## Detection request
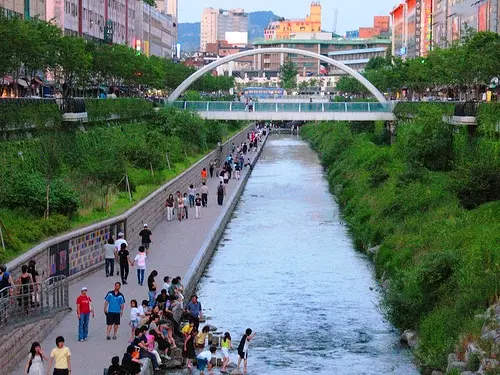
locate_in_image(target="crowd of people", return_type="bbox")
[6,125,268,375]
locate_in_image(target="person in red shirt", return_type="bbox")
[76,287,95,341]
[201,168,208,183]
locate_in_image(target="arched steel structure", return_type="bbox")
[167,47,387,103]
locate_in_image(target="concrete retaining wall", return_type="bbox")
[0,309,70,373]
[6,124,254,283]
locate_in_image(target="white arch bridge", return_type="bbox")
[167,47,396,121]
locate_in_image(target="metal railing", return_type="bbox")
[172,101,394,113]
[454,102,480,117]
[0,275,69,332]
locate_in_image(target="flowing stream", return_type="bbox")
[195,134,419,374]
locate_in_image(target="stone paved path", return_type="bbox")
[10,146,262,375]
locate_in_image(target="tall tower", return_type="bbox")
[310,2,322,32]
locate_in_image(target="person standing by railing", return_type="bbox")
[17,265,34,314]
[76,287,94,342]
[0,264,13,297]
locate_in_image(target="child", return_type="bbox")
[195,193,202,219]
[132,246,147,286]
[182,327,197,369]
[196,345,217,375]
[181,319,194,338]
[221,332,233,372]
[196,325,210,351]
[237,328,256,374]
[129,299,140,343]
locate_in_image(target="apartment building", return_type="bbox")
[264,2,321,40]
[391,0,500,58]
[252,38,391,77]
[0,0,45,19]
[200,7,248,51]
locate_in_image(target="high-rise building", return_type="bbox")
[390,0,433,59]
[264,2,321,40]
[392,0,500,59]
[200,7,248,52]
[0,0,46,20]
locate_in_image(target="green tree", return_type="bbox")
[55,36,92,97]
[279,58,298,90]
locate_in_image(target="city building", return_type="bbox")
[41,0,176,57]
[328,47,388,74]
[391,0,500,59]
[432,0,500,48]
[264,2,321,40]
[200,8,248,51]
[358,16,390,38]
[252,38,391,77]
[0,0,46,19]
[390,0,433,59]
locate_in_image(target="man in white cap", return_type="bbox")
[76,287,94,341]
[139,224,152,255]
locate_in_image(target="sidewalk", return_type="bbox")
[10,146,262,375]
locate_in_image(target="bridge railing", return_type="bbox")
[0,275,69,333]
[172,101,394,113]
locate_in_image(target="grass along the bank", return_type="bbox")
[0,107,246,262]
[300,116,500,372]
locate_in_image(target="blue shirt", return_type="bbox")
[105,291,125,313]
[186,301,201,318]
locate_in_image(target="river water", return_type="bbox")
[195,134,419,375]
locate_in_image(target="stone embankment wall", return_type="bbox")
[6,124,254,283]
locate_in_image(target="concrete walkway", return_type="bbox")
[10,146,262,375]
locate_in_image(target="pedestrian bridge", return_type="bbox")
[170,101,396,121]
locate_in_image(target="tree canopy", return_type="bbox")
[0,15,234,96]
[280,58,298,90]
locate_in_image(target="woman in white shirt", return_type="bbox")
[133,246,147,286]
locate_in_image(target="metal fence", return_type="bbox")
[173,101,395,113]
[454,102,480,117]
[0,275,69,332]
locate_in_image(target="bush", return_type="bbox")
[396,108,454,171]
[85,98,154,122]
[0,172,79,216]
[0,98,62,130]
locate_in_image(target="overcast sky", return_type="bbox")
[179,0,400,34]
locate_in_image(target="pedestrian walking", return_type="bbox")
[217,182,225,206]
[23,342,47,375]
[115,232,127,277]
[176,191,184,221]
[183,193,189,219]
[201,182,209,207]
[147,270,158,308]
[104,238,117,278]
[237,328,257,374]
[165,194,174,221]
[223,170,229,185]
[201,168,208,183]
[117,243,131,285]
[235,161,241,180]
[104,282,125,340]
[133,246,147,286]
[46,336,71,375]
[185,294,202,329]
[195,193,202,219]
[138,224,152,254]
[76,287,94,342]
[209,162,214,178]
[188,185,196,207]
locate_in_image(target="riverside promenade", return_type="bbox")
[9,135,265,375]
